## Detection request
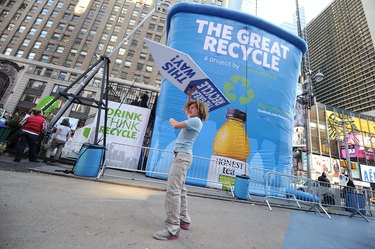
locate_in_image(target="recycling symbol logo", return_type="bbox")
[224,74,255,105]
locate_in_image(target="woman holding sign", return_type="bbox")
[153,88,208,241]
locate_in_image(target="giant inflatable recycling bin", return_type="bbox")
[146,2,307,195]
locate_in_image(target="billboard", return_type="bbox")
[146,3,306,190]
[62,102,150,170]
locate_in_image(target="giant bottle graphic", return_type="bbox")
[207,108,250,190]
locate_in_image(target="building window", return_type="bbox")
[92,20,100,29]
[129,19,136,26]
[41,55,49,62]
[57,2,64,8]
[35,18,42,25]
[157,25,163,32]
[64,60,72,67]
[28,28,36,35]
[45,20,53,28]
[132,10,139,17]
[45,69,53,77]
[143,77,150,84]
[154,35,161,42]
[33,41,42,49]
[22,39,30,47]
[114,25,121,33]
[57,72,67,80]
[88,10,96,17]
[52,33,61,40]
[21,94,40,104]
[27,79,46,89]
[137,63,143,70]
[110,35,117,42]
[62,35,70,42]
[0,34,8,42]
[139,53,147,60]
[15,50,24,57]
[71,104,87,113]
[10,36,19,44]
[51,57,59,65]
[40,31,48,38]
[72,15,79,23]
[75,63,82,69]
[70,49,78,56]
[1,10,9,18]
[63,13,71,20]
[18,25,26,33]
[4,48,12,55]
[83,19,92,26]
[57,23,65,30]
[130,40,138,48]
[105,24,112,31]
[79,51,87,58]
[33,67,43,75]
[101,34,108,40]
[119,48,126,55]
[69,74,77,81]
[109,14,116,21]
[146,66,153,72]
[127,50,134,57]
[46,44,55,51]
[106,45,113,53]
[7,23,15,31]
[52,11,58,17]
[56,46,65,53]
[148,23,155,31]
[124,61,131,68]
[52,84,67,93]
[41,8,48,15]
[74,38,82,45]
[24,15,32,22]
[118,16,125,23]
[97,11,105,18]
[67,25,75,32]
[96,44,104,51]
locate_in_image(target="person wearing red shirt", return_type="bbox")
[14,109,47,162]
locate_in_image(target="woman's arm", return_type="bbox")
[53,128,61,139]
[169,118,187,129]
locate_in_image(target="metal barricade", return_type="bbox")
[96,142,374,221]
[97,142,241,195]
[263,171,331,219]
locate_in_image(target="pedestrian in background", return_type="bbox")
[14,109,47,162]
[318,172,331,187]
[44,118,71,163]
[153,88,208,241]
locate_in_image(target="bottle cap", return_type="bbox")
[226,108,246,122]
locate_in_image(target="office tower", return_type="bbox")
[0,0,226,123]
[306,0,375,115]
[226,0,257,15]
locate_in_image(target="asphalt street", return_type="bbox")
[0,155,374,249]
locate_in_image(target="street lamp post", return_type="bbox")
[340,119,354,180]
[302,70,324,178]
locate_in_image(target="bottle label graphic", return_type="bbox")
[207,108,250,190]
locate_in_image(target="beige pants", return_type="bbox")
[45,139,66,160]
[165,152,192,235]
